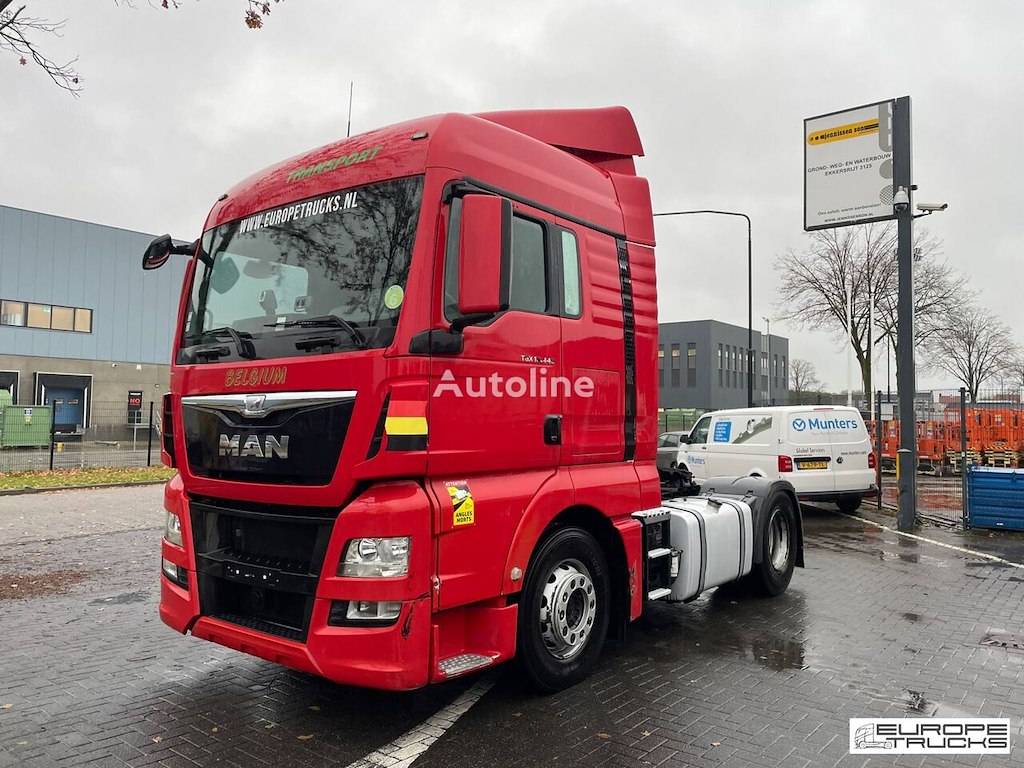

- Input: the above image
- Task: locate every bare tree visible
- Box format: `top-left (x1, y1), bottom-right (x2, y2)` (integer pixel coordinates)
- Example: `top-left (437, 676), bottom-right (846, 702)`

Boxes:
top-left (789, 358), bottom-right (822, 405)
top-left (774, 221), bottom-right (964, 398)
top-left (927, 305), bottom-right (1016, 402)
top-left (1, 0), bottom-right (281, 96)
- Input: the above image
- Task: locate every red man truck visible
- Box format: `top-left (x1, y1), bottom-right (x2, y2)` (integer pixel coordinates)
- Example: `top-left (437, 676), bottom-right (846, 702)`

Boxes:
top-left (145, 107), bottom-right (803, 692)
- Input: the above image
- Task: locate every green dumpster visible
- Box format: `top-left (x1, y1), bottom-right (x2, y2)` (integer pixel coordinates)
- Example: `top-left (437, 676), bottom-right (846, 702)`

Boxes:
top-left (0, 393), bottom-right (52, 448)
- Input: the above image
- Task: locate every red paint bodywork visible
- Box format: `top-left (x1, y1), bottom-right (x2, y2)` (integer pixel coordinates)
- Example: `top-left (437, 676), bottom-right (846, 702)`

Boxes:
top-left (159, 107), bottom-right (660, 690)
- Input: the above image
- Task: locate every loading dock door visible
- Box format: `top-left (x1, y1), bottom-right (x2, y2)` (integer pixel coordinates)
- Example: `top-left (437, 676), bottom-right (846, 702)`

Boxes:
top-left (45, 387), bottom-right (85, 433)
top-left (34, 373), bottom-right (92, 434)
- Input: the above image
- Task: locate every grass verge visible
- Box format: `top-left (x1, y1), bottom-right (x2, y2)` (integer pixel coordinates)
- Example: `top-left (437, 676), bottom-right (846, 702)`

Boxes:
top-left (0, 466), bottom-right (175, 491)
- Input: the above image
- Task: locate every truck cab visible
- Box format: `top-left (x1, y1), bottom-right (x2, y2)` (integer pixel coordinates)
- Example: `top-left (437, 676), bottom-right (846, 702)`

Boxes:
top-left (150, 108), bottom-right (801, 693)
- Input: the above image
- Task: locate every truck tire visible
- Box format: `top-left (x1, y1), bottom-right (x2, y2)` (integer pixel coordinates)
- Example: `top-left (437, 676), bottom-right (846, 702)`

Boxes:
top-left (743, 491), bottom-right (796, 597)
top-left (517, 527), bottom-right (610, 692)
top-left (836, 495), bottom-right (862, 514)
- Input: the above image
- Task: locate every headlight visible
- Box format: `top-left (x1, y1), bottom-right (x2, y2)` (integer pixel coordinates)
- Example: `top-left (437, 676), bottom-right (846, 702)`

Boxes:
top-left (164, 511), bottom-right (183, 547)
top-left (340, 537), bottom-right (410, 578)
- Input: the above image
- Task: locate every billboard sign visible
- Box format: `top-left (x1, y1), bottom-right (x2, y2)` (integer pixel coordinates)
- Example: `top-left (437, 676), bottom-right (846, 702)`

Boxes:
top-left (804, 100), bottom-right (896, 230)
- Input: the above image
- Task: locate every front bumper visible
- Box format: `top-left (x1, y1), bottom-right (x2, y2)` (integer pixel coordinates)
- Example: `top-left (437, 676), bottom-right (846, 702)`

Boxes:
top-left (159, 476), bottom-right (434, 690)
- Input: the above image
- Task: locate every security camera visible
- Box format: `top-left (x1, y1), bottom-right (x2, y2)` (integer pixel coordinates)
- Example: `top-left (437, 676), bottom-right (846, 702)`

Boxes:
top-left (892, 187), bottom-right (910, 213)
top-left (916, 202), bottom-right (948, 212)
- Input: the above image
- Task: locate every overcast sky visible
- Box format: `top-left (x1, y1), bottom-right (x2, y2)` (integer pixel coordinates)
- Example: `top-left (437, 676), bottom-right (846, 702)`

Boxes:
top-left (2, 0), bottom-right (1021, 393)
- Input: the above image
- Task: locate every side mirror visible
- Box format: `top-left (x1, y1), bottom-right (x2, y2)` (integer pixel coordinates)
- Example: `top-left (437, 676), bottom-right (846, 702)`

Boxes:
top-left (142, 235), bottom-right (201, 270)
top-left (457, 195), bottom-right (512, 316)
top-left (142, 235), bottom-right (174, 270)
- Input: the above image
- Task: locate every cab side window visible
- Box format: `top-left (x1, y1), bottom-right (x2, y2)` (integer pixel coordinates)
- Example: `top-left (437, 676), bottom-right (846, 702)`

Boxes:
top-left (509, 217), bottom-right (547, 313)
top-left (690, 416), bottom-right (712, 445)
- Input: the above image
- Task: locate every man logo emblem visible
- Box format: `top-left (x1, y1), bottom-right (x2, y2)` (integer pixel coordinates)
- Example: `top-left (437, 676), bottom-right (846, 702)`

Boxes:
top-left (792, 418), bottom-right (807, 432)
top-left (243, 394), bottom-right (266, 417)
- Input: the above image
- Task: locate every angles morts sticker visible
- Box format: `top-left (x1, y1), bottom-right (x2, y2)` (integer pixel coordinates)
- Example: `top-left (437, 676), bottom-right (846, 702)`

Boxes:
top-left (444, 480), bottom-right (475, 527)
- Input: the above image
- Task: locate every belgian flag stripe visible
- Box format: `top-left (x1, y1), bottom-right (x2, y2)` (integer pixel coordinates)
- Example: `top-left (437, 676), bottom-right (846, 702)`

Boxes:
top-left (385, 416), bottom-right (429, 435)
top-left (388, 399), bottom-right (427, 418)
top-left (386, 434), bottom-right (428, 452)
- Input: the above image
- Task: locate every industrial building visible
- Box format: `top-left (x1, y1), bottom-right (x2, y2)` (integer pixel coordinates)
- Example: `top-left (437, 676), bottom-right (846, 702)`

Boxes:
top-left (658, 319), bottom-right (789, 411)
top-left (0, 205), bottom-right (186, 434)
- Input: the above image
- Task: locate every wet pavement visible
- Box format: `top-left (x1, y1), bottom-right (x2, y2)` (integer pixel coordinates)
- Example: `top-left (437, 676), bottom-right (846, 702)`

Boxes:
top-left (1, 488), bottom-right (1022, 767)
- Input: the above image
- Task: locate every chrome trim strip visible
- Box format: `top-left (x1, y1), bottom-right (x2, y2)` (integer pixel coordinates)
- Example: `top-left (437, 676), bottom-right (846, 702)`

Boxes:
top-left (182, 390), bottom-right (357, 417)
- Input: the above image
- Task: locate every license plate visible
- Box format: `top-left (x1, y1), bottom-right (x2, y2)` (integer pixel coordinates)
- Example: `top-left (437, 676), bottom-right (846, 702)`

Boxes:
top-left (797, 460), bottom-right (829, 470)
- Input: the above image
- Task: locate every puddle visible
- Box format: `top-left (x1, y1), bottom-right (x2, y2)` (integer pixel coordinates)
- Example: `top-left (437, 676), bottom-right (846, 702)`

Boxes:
top-left (0, 569), bottom-right (91, 601)
top-left (90, 590), bottom-right (149, 605)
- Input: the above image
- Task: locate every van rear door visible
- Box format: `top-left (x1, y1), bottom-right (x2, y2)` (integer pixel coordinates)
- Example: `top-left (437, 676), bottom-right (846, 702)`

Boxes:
top-left (784, 409), bottom-right (835, 494)
top-left (827, 409), bottom-right (874, 493)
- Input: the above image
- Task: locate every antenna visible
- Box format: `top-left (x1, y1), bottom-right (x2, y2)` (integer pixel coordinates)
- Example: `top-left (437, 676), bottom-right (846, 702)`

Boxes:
top-left (346, 82), bottom-right (354, 138)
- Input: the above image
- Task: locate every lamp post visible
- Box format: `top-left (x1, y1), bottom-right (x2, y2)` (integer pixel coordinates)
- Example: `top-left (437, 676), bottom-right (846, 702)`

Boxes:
top-left (653, 209), bottom-right (754, 408)
top-left (762, 316), bottom-right (771, 406)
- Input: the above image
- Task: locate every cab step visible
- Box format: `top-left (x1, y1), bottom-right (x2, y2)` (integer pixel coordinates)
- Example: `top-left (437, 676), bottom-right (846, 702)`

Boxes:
top-left (437, 653), bottom-right (496, 678)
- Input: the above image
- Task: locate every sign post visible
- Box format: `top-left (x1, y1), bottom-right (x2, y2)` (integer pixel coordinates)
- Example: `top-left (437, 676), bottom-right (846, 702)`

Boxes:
top-left (128, 390), bottom-right (143, 451)
top-left (804, 97), bottom-right (916, 530)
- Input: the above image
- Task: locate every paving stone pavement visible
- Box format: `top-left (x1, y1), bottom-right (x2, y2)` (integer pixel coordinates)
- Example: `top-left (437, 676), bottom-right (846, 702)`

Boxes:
top-left (0, 488), bottom-right (1022, 767)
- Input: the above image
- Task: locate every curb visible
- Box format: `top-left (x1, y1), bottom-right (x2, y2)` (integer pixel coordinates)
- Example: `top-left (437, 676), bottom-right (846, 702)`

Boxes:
top-left (0, 480), bottom-right (170, 497)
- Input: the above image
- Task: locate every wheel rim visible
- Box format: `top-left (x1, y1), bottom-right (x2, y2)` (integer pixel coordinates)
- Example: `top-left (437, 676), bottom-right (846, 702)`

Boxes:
top-left (539, 558), bottom-right (597, 661)
top-left (767, 506), bottom-right (791, 572)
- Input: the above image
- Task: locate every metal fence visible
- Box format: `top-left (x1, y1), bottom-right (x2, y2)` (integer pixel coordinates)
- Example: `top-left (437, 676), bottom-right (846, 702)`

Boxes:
top-left (0, 400), bottom-right (160, 473)
top-left (869, 387), bottom-right (1023, 528)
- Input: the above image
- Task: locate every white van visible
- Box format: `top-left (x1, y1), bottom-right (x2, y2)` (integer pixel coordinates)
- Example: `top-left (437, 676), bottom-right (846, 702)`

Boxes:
top-left (680, 405), bottom-right (876, 512)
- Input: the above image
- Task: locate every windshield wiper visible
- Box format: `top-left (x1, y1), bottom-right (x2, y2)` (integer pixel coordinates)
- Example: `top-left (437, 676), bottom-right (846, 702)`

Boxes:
top-left (191, 327), bottom-right (256, 360)
top-left (267, 315), bottom-right (367, 350)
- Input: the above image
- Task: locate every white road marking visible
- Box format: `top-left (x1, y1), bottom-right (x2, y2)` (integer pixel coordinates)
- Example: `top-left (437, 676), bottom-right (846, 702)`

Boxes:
top-left (836, 511), bottom-right (1024, 569)
top-left (345, 674), bottom-right (496, 768)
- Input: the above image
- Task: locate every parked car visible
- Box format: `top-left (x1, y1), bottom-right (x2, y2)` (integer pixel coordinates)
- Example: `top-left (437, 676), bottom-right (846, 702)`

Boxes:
top-left (680, 405), bottom-right (876, 513)
top-left (657, 430), bottom-right (689, 470)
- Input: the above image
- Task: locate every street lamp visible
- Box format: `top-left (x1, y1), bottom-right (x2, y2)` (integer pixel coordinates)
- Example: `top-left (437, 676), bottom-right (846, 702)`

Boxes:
top-left (653, 209), bottom-right (754, 408)
top-left (762, 316), bottom-right (771, 406)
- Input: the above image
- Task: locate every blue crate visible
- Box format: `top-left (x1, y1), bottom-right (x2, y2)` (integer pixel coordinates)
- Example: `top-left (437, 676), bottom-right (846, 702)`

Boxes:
top-left (968, 466), bottom-right (1024, 531)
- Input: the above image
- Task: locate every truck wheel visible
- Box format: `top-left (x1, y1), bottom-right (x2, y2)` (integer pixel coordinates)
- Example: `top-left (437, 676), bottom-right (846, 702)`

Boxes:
top-left (744, 492), bottom-right (796, 597)
top-left (836, 495), bottom-right (861, 514)
top-left (517, 527), bottom-right (610, 693)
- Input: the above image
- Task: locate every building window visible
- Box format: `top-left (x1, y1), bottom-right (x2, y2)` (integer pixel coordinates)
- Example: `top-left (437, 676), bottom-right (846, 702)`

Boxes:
top-left (658, 346), bottom-right (665, 387)
top-left (717, 344), bottom-right (723, 370)
top-left (51, 306), bottom-right (75, 331)
top-left (27, 303), bottom-right (51, 328)
top-left (74, 308), bottom-right (92, 333)
top-left (671, 344), bottom-right (680, 387)
top-left (0, 299), bottom-right (92, 333)
top-left (686, 343), bottom-right (696, 370)
top-left (1, 300), bottom-right (25, 326)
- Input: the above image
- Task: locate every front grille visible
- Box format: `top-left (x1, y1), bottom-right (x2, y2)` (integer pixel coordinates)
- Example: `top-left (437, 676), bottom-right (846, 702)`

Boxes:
top-left (190, 497), bottom-right (338, 642)
top-left (181, 394), bottom-right (355, 485)
top-left (210, 613), bottom-right (303, 643)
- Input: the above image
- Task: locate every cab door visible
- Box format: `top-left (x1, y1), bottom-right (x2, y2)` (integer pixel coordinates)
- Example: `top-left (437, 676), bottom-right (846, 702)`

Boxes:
top-left (427, 195), bottom-right (565, 610)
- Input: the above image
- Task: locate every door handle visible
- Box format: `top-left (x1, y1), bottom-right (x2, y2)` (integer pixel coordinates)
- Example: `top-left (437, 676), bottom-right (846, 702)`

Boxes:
top-left (544, 415), bottom-right (562, 445)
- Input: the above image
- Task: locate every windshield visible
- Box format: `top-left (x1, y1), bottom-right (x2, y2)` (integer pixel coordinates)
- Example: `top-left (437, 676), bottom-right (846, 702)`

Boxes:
top-left (180, 175), bottom-right (424, 363)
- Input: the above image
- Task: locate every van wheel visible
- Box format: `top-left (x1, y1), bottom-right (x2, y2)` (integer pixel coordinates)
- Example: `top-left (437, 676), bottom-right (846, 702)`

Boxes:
top-left (836, 495), bottom-right (862, 514)
top-left (743, 491), bottom-right (796, 596)
top-left (517, 527), bottom-right (610, 693)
